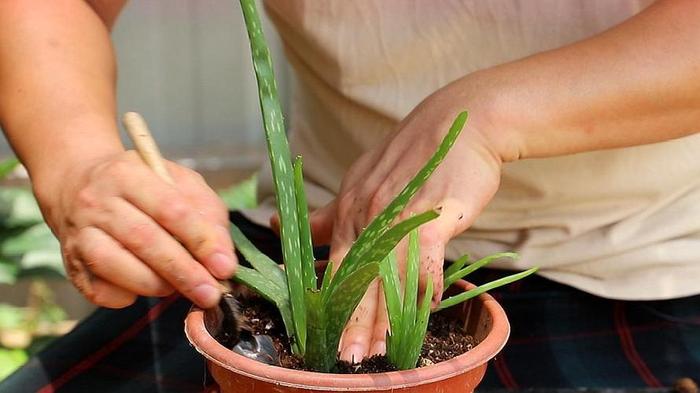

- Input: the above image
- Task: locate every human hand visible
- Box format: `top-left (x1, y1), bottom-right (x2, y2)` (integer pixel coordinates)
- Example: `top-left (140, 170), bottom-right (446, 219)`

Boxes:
top-left (37, 151), bottom-right (237, 309)
top-left (310, 79), bottom-right (507, 363)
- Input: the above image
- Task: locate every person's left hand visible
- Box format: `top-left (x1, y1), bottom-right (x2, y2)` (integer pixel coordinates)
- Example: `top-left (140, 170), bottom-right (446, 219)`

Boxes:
top-left (306, 78), bottom-right (509, 363)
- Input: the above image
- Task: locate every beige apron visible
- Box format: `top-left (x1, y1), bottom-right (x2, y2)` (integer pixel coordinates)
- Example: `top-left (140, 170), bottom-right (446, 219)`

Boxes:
top-left (245, 0), bottom-right (700, 300)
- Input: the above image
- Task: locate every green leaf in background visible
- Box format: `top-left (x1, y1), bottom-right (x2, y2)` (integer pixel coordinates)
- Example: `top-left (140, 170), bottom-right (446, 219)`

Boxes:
top-left (2, 224), bottom-right (59, 257)
top-left (0, 188), bottom-right (45, 227)
top-left (0, 158), bottom-right (19, 180)
top-left (0, 304), bottom-right (25, 330)
top-left (0, 260), bottom-right (18, 285)
top-left (217, 175), bottom-right (258, 211)
top-left (0, 348), bottom-right (28, 380)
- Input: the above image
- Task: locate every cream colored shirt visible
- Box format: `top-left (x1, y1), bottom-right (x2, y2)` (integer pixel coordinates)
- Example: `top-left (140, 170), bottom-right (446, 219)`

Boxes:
top-left (247, 0), bottom-right (700, 300)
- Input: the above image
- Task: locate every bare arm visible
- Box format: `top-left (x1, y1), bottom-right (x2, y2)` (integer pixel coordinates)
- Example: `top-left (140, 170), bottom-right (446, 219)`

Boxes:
top-left (0, 0), bottom-right (125, 192)
top-left (0, 0), bottom-right (237, 309)
top-left (469, 0), bottom-right (700, 161)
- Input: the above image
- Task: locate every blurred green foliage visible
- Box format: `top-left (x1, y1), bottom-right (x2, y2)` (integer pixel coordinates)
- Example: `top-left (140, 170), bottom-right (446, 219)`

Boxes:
top-left (0, 157), bottom-right (67, 381)
top-left (217, 174), bottom-right (258, 211)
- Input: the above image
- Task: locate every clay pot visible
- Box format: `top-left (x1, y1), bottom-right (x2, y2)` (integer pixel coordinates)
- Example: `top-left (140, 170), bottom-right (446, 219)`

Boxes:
top-left (185, 279), bottom-right (510, 393)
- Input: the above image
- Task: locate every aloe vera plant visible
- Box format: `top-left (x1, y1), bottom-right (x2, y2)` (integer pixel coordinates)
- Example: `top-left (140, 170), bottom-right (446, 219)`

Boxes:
top-left (234, 0), bottom-right (536, 372)
top-left (380, 243), bottom-right (538, 370)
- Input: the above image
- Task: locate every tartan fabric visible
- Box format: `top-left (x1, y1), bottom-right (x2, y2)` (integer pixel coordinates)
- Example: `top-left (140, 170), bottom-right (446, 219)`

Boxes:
top-left (1, 212), bottom-right (698, 392)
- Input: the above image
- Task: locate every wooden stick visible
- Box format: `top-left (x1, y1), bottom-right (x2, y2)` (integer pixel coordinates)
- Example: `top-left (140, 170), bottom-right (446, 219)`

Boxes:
top-left (121, 112), bottom-right (175, 185)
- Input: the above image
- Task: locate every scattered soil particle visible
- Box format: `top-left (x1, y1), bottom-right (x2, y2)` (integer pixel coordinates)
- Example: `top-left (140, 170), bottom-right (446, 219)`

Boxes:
top-left (674, 378), bottom-right (699, 393)
top-left (225, 296), bottom-right (476, 374)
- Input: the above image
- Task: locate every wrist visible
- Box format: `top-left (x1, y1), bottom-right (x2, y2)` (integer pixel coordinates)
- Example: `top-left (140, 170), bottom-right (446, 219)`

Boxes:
top-left (432, 71), bottom-right (527, 165)
top-left (27, 118), bottom-right (124, 224)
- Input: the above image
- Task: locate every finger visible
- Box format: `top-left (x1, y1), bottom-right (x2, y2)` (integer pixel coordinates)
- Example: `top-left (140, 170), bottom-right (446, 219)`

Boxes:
top-left (88, 276), bottom-right (139, 309)
top-left (369, 282), bottom-right (389, 356)
top-left (75, 226), bottom-right (174, 297)
top-left (339, 279), bottom-right (380, 363)
top-left (167, 163), bottom-right (231, 227)
top-left (410, 199), bottom-right (467, 306)
top-left (418, 224), bottom-right (446, 306)
top-left (94, 197), bottom-right (223, 308)
top-left (66, 256), bottom-right (137, 309)
top-left (109, 155), bottom-right (236, 278)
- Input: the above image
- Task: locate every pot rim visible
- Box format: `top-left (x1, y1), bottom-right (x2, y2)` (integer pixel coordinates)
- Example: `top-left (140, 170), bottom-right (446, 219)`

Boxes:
top-left (184, 280), bottom-right (510, 391)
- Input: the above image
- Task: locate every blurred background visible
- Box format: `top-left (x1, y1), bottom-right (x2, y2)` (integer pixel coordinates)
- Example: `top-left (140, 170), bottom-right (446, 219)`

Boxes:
top-left (0, 0), bottom-right (288, 379)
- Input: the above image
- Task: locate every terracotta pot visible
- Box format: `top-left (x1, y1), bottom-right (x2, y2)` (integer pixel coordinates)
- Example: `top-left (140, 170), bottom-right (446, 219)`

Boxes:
top-left (185, 279), bottom-right (510, 393)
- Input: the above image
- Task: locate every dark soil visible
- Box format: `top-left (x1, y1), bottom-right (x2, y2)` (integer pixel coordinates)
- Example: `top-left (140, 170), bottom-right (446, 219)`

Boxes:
top-left (226, 296), bottom-right (476, 373)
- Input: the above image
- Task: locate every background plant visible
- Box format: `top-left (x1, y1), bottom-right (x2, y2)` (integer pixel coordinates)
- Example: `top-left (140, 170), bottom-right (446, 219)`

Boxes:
top-left (0, 158), bottom-right (72, 380)
top-left (380, 235), bottom-right (537, 370)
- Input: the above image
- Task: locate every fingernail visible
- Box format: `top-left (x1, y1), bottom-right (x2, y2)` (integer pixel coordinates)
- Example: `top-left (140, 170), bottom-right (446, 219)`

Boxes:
top-left (192, 284), bottom-right (220, 308)
top-left (340, 344), bottom-right (366, 364)
top-left (369, 341), bottom-right (386, 356)
top-left (208, 252), bottom-right (236, 278)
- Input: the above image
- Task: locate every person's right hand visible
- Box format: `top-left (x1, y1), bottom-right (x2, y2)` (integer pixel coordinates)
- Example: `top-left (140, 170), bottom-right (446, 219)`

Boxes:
top-left (37, 151), bottom-right (237, 309)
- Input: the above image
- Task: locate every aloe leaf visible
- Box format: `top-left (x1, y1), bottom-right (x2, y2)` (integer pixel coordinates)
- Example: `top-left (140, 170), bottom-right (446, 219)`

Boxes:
top-left (294, 156), bottom-right (316, 291)
top-left (230, 223), bottom-right (287, 289)
top-left (437, 267), bottom-right (539, 311)
top-left (379, 250), bottom-right (402, 336)
top-left (232, 266), bottom-right (288, 308)
top-left (233, 266), bottom-right (297, 352)
top-left (303, 290), bottom-right (329, 371)
top-left (320, 262), bottom-right (380, 371)
top-left (325, 210), bottom-right (439, 303)
top-left (399, 229), bottom-right (420, 355)
top-left (380, 250), bottom-right (402, 367)
top-left (443, 252), bottom-right (518, 290)
top-left (443, 254), bottom-right (470, 281)
top-left (400, 276), bottom-right (433, 370)
top-left (240, 0), bottom-right (305, 355)
top-left (334, 112), bottom-right (468, 285)
top-left (0, 158), bottom-right (19, 180)
top-left (320, 260), bottom-right (334, 294)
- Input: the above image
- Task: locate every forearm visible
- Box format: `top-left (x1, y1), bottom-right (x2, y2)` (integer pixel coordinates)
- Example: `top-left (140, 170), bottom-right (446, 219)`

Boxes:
top-left (0, 0), bottom-right (126, 199)
top-left (451, 0), bottom-right (700, 162)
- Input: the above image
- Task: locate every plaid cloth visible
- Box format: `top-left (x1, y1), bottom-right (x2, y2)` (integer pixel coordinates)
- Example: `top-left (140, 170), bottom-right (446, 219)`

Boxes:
top-left (1, 212), bottom-right (698, 392)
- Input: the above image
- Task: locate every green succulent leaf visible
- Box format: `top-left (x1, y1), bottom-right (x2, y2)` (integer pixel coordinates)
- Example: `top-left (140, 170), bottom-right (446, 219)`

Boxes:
top-left (303, 290), bottom-right (329, 372)
top-left (294, 156), bottom-right (317, 291)
top-left (438, 267), bottom-right (539, 311)
top-left (240, 0), bottom-right (305, 355)
top-left (401, 229), bottom-right (420, 345)
top-left (320, 260), bottom-right (334, 294)
top-left (443, 252), bottom-right (518, 290)
top-left (322, 262), bottom-right (380, 368)
top-left (230, 223), bottom-right (286, 289)
top-left (399, 276), bottom-right (433, 370)
top-left (379, 250), bottom-right (401, 342)
top-left (443, 254), bottom-right (470, 281)
top-left (325, 210), bottom-right (438, 303)
top-left (233, 266), bottom-right (296, 352)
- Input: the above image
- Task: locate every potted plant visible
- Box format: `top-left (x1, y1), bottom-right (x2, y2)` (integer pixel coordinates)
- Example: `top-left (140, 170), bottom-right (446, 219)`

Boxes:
top-left (185, 1), bottom-right (536, 391)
